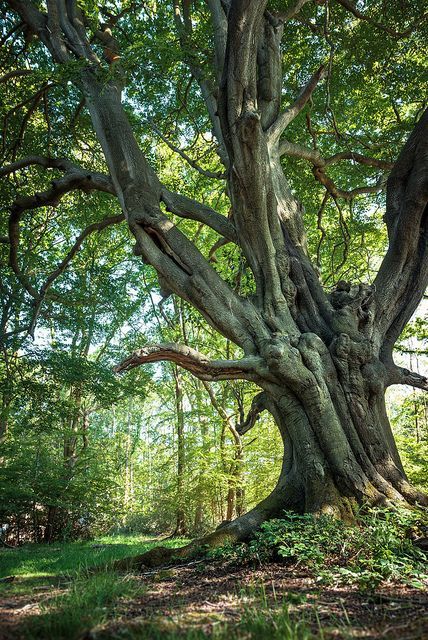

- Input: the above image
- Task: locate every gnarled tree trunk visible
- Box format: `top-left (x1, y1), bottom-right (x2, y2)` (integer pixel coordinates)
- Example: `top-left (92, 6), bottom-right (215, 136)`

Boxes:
top-left (5, 0), bottom-right (428, 567)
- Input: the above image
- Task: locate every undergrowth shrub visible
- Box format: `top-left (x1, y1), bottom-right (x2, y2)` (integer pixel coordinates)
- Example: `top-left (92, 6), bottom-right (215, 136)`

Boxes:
top-left (208, 507), bottom-right (428, 591)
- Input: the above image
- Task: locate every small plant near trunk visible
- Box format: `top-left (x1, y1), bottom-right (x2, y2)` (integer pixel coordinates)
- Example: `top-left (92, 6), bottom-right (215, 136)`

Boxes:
top-left (208, 507), bottom-right (428, 591)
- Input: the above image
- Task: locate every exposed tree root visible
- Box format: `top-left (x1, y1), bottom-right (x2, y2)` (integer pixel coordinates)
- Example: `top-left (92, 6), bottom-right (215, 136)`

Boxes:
top-left (111, 478), bottom-right (427, 572)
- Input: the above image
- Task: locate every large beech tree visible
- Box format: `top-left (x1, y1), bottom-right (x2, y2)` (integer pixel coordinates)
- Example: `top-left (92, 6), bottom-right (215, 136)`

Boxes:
top-left (2, 0), bottom-right (428, 560)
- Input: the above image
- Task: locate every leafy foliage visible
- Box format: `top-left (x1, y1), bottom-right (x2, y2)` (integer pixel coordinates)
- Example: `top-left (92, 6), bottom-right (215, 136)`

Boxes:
top-left (208, 508), bottom-right (428, 591)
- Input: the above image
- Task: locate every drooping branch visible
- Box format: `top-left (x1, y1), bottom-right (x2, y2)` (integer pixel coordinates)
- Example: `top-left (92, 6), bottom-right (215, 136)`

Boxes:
top-left (7, 210), bottom-right (124, 337)
top-left (27, 214), bottom-right (124, 336)
top-left (7, 159), bottom-right (115, 288)
top-left (1, 152), bottom-right (122, 334)
top-left (236, 391), bottom-right (268, 435)
top-left (114, 343), bottom-right (263, 382)
top-left (147, 119), bottom-right (226, 179)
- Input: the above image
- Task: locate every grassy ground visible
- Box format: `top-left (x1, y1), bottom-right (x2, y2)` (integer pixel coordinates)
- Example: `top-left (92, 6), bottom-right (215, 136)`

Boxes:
top-left (0, 534), bottom-right (181, 592)
top-left (0, 535), bottom-right (322, 639)
top-left (0, 535), bottom-right (187, 639)
top-left (0, 534), bottom-right (427, 640)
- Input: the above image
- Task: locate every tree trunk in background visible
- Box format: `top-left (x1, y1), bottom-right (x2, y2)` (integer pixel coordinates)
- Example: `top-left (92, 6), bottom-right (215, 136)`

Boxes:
top-left (44, 506), bottom-right (57, 543)
top-left (172, 366), bottom-right (187, 536)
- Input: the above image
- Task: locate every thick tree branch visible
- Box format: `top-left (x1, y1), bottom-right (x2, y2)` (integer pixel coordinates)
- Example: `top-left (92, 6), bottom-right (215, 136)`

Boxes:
top-left (173, 1), bottom-right (228, 167)
top-left (6, 1), bottom-right (262, 352)
top-left (161, 188), bottom-right (237, 242)
top-left (387, 366), bottom-right (428, 392)
top-left (114, 343), bottom-right (263, 381)
top-left (0, 69), bottom-right (33, 84)
top-left (217, 0), bottom-right (303, 331)
top-left (374, 108), bottom-right (428, 356)
top-left (205, 0), bottom-right (227, 79)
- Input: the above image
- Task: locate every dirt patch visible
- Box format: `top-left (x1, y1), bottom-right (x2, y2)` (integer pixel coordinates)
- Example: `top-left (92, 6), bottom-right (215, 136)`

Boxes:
top-left (2, 563), bottom-right (427, 639)
top-left (95, 561), bottom-right (428, 638)
top-left (0, 579), bottom-right (65, 640)
top-left (0, 592), bottom-right (42, 640)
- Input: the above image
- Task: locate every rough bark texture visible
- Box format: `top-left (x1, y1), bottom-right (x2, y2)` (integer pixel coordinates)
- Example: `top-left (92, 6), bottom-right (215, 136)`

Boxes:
top-left (5, 0), bottom-right (428, 568)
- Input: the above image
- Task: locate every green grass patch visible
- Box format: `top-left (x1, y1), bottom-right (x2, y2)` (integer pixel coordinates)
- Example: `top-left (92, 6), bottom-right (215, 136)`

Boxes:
top-left (0, 534), bottom-right (188, 638)
top-left (24, 570), bottom-right (143, 640)
top-left (0, 534), bottom-right (187, 584)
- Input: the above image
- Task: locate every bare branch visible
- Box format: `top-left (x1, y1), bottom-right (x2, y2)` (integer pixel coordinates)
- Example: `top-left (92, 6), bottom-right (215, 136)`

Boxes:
top-left (325, 151), bottom-right (393, 170)
top-left (268, 65), bottom-right (327, 143)
top-left (279, 140), bottom-right (393, 170)
top-left (312, 166), bottom-right (387, 201)
top-left (114, 343), bottom-right (263, 381)
top-left (148, 120), bottom-right (226, 179)
top-left (278, 139), bottom-right (392, 200)
top-left (236, 391), bottom-right (268, 435)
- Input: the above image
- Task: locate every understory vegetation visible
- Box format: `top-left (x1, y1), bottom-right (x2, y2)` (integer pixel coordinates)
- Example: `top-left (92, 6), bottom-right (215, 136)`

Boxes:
top-left (208, 508), bottom-right (428, 591)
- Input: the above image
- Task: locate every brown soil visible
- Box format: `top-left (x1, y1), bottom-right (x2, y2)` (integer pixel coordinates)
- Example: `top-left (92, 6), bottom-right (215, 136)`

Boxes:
top-left (1, 562), bottom-right (427, 639)
top-left (0, 592), bottom-right (42, 640)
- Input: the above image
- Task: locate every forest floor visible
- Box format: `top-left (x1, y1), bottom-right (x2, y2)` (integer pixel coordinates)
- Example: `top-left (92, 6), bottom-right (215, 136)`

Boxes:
top-left (0, 535), bottom-right (427, 640)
